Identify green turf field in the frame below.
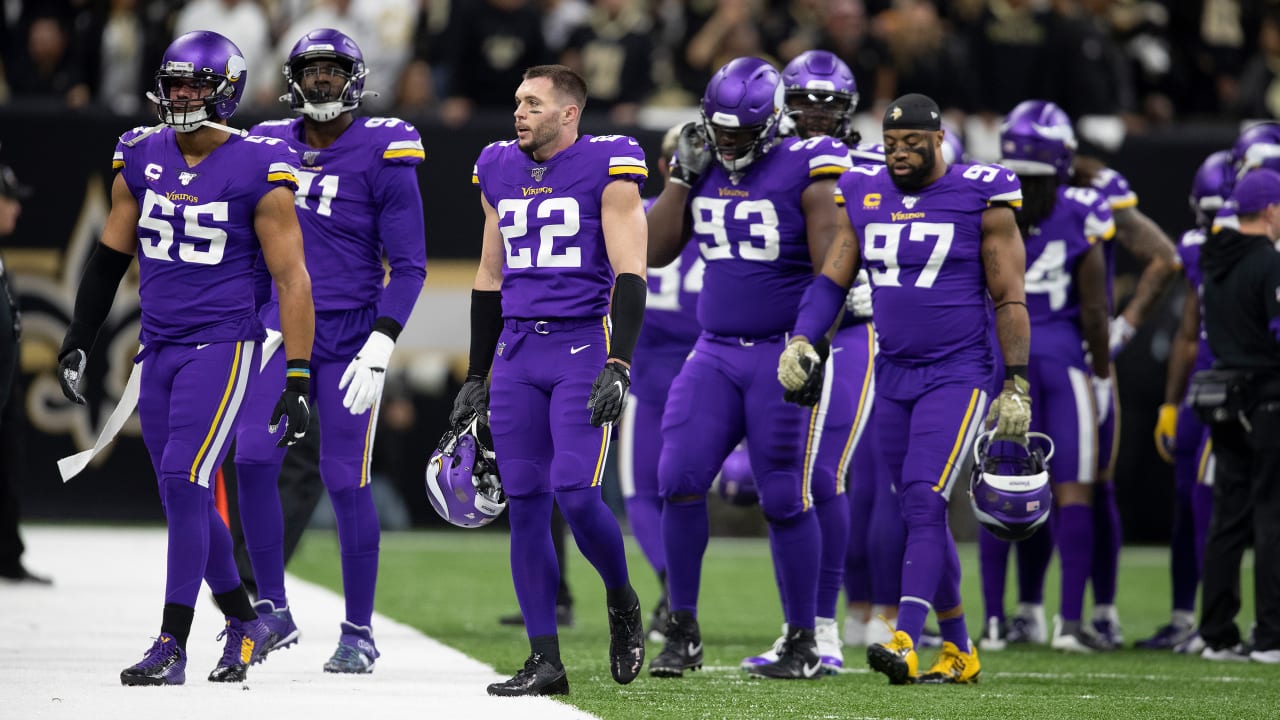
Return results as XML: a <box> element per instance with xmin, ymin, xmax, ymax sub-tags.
<box><xmin>290</xmin><ymin>531</ymin><xmax>1276</xmax><ymax>719</ymax></box>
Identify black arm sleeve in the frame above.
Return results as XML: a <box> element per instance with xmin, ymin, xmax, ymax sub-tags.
<box><xmin>372</xmin><ymin>316</ymin><xmax>404</xmax><ymax>341</ymax></box>
<box><xmin>59</xmin><ymin>242</ymin><xmax>133</xmax><ymax>358</ymax></box>
<box><xmin>467</xmin><ymin>289</ymin><xmax>503</xmax><ymax>379</ymax></box>
<box><xmin>608</xmin><ymin>273</ymin><xmax>647</xmax><ymax>364</ymax></box>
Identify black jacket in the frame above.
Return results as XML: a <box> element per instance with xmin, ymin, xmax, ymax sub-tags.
<box><xmin>1200</xmin><ymin>227</ymin><xmax>1280</xmax><ymax>371</ymax></box>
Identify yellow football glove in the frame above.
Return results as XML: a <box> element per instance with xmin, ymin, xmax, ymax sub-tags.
<box><xmin>1154</xmin><ymin>403</ymin><xmax>1178</xmax><ymax>464</ymax></box>
<box><xmin>778</xmin><ymin>338</ymin><xmax>820</xmax><ymax>392</ymax></box>
<box><xmin>986</xmin><ymin>375</ymin><xmax>1032</xmax><ymax>443</ymax></box>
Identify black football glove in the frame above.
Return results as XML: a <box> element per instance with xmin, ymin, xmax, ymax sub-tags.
<box><xmin>670</xmin><ymin>121</ymin><xmax>712</xmax><ymax>187</ymax></box>
<box><xmin>57</xmin><ymin>348</ymin><xmax>88</xmax><ymax>405</ymax></box>
<box><xmin>587</xmin><ymin>362</ymin><xmax>630</xmax><ymax>427</ymax></box>
<box><xmin>782</xmin><ymin>338</ymin><xmax>830</xmax><ymax>408</ymax></box>
<box><xmin>450</xmin><ymin>377</ymin><xmax>490</xmax><ymax>428</ymax></box>
<box><xmin>269</xmin><ymin>369</ymin><xmax>311</xmax><ymax>448</ymax></box>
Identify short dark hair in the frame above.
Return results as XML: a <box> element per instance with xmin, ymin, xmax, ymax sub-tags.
<box><xmin>523</xmin><ymin>64</ymin><xmax>588</xmax><ymax>110</ymax></box>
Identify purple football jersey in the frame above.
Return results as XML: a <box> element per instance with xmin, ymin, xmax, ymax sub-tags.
<box><xmin>251</xmin><ymin>116</ymin><xmax>427</xmax><ymax>325</ymax></box>
<box><xmin>114</xmin><ymin>126</ymin><xmax>299</xmax><ymax>344</ymax></box>
<box><xmin>835</xmin><ymin>162</ymin><xmax>1022</xmax><ymax>366</ymax></box>
<box><xmin>1178</xmin><ymin>228</ymin><xmax>1215</xmax><ymax>372</ymax></box>
<box><xmin>473</xmin><ymin>135</ymin><xmax>647</xmax><ymax>319</ymax></box>
<box><xmin>686</xmin><ymin>135</ymin><xmax>851</xmax><ymax>337</ymax></box>
<box><xmin>632</xmin><ymin>238</ymin><xmax>703</xmax><ymax>399</ymax></box>
<box><xmin>1024</xmin><ymin>185</ymin><xmax>1115</xmax><ymax>360</ymax></box>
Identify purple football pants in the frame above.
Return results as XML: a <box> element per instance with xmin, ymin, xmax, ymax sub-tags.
<box><xmin>660</xmin><ymin>333</ymin><xmax>820</xmax><ymax>631</ymax></box>
<box><xmin>1171</xmin><ymin>405</ymin><xmax>1215</xmax><ymax>612</ymax></box>
<box><xmin>489</xmin><ymin>317</ymin><xmax>632</xmax><ymax>640</ymax></box>
<box><xmin>137</xmin><ymin>340</ymin><xmax>259</xmax><ymax>609</ymax></box>
<box><xmin>234</xmin><ymin>308</ymin><xmax>382</xmax><ymax>627</ymax></box>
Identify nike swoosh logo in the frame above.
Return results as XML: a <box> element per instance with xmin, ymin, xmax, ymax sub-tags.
<box><xmin>802</xmin><ymin>661</ymin><xmax>821</xmax><ymax>677</ymax></box>
<box><xmin>196</xmin><ymin>343</ymin><xmax>210</xmax><ymax>350</ymax></box>
<box><xmin>611</xmin><ymin>380</ymin><xmax>624</xmax><ymax>399</ymax></box>
<box><xmin>687</xmin><ymin>642</ymin><xmax>702</xmax><ymax>656</ymax></box>
<box><xmin>570</xmin><ymin>344</ymin><xmax>591</xmax><ymax>354</ymax></box>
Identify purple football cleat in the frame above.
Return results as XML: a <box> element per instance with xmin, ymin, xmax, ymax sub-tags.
<box><xmin>253</xmin><ymin>599</ymin><xmax>300</xmax><ymax>661</ymax></box>
<box><xmin>324</xmin><ymin>621</ymin><xmax>379</xmax><ymax>673</ymax></box>
<box><xmin>208</xmin><ymin>617</ymin><xmax>271</xmax><ymax>682</ymax></box>
<box><xmin>120</xmin><ymin>633</ymin><xmax>187</xmax><ymax>686</ymax></box>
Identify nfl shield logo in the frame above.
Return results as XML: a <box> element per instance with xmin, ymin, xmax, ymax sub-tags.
<box><xmin>530</xmin><ymin>166</ymin><xmax>547</xmax><ymax>182</ymax></box>
<box><xmin>1027</xmin><ymin>500</ymin><xmax>1041</xmax><ymax>512</ymax></box>
<box><xmin>303</xmin><ymin>151</ymin><xmax>320</xmax><ymax>166</ymax></box>
<box><xmin>902</xmin><ymin>195</ymin><xmax>919</xmax><ymax>209</ymax></box>
<box><xmin>496</xmin><ymin>341</ymin><xmax>506</xmax><ymax>356</ymax></box>
<box><xmin>178</xmin><ymin>171</ymin><xmax>197</xmax><ymax>186</ymax></box>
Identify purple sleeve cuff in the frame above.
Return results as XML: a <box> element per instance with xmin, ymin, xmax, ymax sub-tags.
<box><xmin>792</xmin><ymin>274</ymin><xmax>847</xmax><ymax>342</ymax></box>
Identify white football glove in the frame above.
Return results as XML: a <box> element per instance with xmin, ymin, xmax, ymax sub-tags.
<box><xmin>1092</xmin><ymin>375</ymin><xmax>1113</xmax><ymax>424</ymax></box>
<box><xmin>846</xmin><ymin>270</ymin><xmax>872</xmax><ymax>318</ymax></box>
<box><xmin>338</xmin><ymin>331</ymin><xmax>395</xmax><ymax>415</ymax></box>
<box><xmin>1109</xmin><ymin>316</ymin><xmax>1135</xmax><ymax>358</ymax></box>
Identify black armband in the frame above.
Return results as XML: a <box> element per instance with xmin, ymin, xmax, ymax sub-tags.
<box><xmin>60</xmin><ymin>243</ymin><xmax>133</xmax><ymax>358</ymax></box>
<box><xmin>1005</xmin><ymin>364</ymin><xmax>1028</xmax><ymax>382</ymax></box>
<box><xmin>467</xmin><ymin>289</ymin><xmax>504</xmax><ymax>379</ymax></box>
<box><xmin>608</xmin><ymin>273</ymin><xmax>647</xmax><ymax>364</ymax></box>
<box><xmin>372</xmin><ymin>316</ymin><xmax>404</xmax><ymax>341</ymax></box>
<box><xmin>285</xmin><ymin>359</ymin><xmax>311</xmax><ymax>395</ymax></box>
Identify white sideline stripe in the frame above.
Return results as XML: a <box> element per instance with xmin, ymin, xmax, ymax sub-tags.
<box><xmin>2</xmin><ymin>527</ymin><xmax>597</xmax><ymax>720</ymax></box>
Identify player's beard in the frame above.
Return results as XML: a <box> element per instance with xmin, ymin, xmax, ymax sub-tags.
<box><xmin>889</xmin><ymin>145</ymin><xmax>936</xmax><ymax>193</ymax></box>
<box><xmin>519</xmin><ymin>119</ymin><xmax>559</xmax><ymax>157</ymax></box>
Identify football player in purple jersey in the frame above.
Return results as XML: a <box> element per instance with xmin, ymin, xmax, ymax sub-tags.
<box><xmin>619</xmin><ymin>124</ymin><xmax>703</xmax><ymax>641</ymax></box>
<box><xmin>981</xmin><ymin>101</ymin><xmax>1115</xmax><ymax>654</ymax></box>
<box><xmin>782</xmin><ymin>93</ymin><xmax>1029</xmax><ymax>684</ymax></box>
<box><xmin>644</xmin><ymin>56</ymin><xmax>851</xmax><ymax>681</ymax></box>
<box><xmin>57</xmin><ymin>31</ymin><xmax>314</xmax><ymax>686</ymax></box>
<box><xmin>1070</xmin><ymin>144</ymin><xmax>1179</xmax><ymax>645</ymax></box>
<box><xmin>1139</xmin><ymin>150</ymin><xmax>1232</xmax><ymax>651</ymax></box>
<box><xmin>740</xmin><ymin>49</ymin><xmax>870</xmax><ymax>674</ymax></box>
<box><xmin>456</xmin><ymin>64</ymin><xmax>648</xmax><ymax>696</ymax></box>
<box><xmin>230</xmin><ymin>28</ymin><xmax>428</xmax><ymax>674</ymax></box>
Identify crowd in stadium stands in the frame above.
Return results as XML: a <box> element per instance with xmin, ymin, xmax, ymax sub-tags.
<box><xmin>2</xmin><ymin>0</ymin><xmax>1280</xmax><ymax>128</ymax></box>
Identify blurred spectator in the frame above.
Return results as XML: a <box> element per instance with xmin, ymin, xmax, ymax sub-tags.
<box><xmin>438</xmin><ymin>0</ymin><xmax>551</xmax><ymax>127</ymax></box>
<box><xmin>98</xmin><ymin>0</ymin><xmax>147</xmax><ymax>115</ymax></box>
<box><xmin>543</xmin><ymin>0</ymin><xmax>592</xmax><ymax>54</ymax></box>
<box><xmin>1235</xmin><ymin>8</ymin><xmax>1280</xmax><ymax>119</ymax></box>
<box><xmin>0</xmin><ymin>160</ymin><xmax>49</xmax><ymax>585</ymax></box>
<box><xmin>681</xmin><ymin>0</ymin><xmax>773</xmax><ymax>96</ymax></box>
<box><xmin>1167</xmin><ymin>0</ymin><xmax>1259</xmax><ymax>116</ymax></box>
<box><xmin>966</xmin><ymin>0</ymin><xmax>1053</xmax><ymax>116</ymax></box>
<box><xmin>758</xmin><ymin>0</ymin><xmax>825</xmax><ymax>63</ymax></box>
<box><xmin>6</xmin><ymin>12</ymin><xmax>91</xmax><ymax>108</ymax></box>
<box><xmin>561</xmin><ymin>0</ymin><xmax>656</xmax><ymax>126</ymax></box>
<box><xmin>1108</xmin><ymin>0</ymin><xmax>1177</xmax><ymax>125</ymax></box>
<box><xmin>172</xmin><ymin>0</ymin><xmax>273</xmax><ymax>108</ymax></box>
<box><xmin>1047</xmin><ymin>0</ymin><xmax>1138</xmax><ymax>123</ymax></box>
<box><xmin>353</xmin><ymin>0</ymin><xmax>418</xmax><ymax>112</ymax></box>
<box><xmin>882</xmin><ymin>0</ymin><xmax>977</xmax><ymax>114</ymax></box>
<box><xmin>814</xmin><ymin>0</ymin><xmax>893</xmax><ymax>111</ymax></box>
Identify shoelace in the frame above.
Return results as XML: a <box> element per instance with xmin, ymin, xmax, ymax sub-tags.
<box><xmin>215</xmin><ymin>624</ymin><xmax>248</xmax><ymax>666</ymax></box>
<box><xmin>876</xmin><ymin>616</ymin><xmax>910</xmax><ymax>652</ymax></box>
<box><xmin>135</xmin><ymin>636</ymin><xmax>177</xmax><ymax>670</ymax></box>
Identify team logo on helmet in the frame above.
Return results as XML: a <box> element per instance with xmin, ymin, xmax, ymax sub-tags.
<box><xmin>225</xmin><ymin>55</ymin><xmax>246</xmax><ymax>82</ymax></box>
<box><xmin>890</xmin><ymin>107</ymin><xmax>902</xmax><ymax>121</ymax></box>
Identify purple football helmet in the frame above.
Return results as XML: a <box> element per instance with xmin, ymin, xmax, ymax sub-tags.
<box><xmin>425</xmin><ymin>418</ymin><xmax>507</xmax><ymax>529</ymax></box>
<box><xmin>849</xmin><ymin>141</ymin><xmax>885</xmax><ymax>165</ymax></box>
<box><xmin>998</xmin><ymin>99</ymin><xmax>1077</xmax><ymax>182</ymax></box>
<box><xmin>701</xmin><ymin>57</ymin><xmax>785</xmax><ymax>174</ymax></box>
<box><xmin>1231</xmin><ymin>122</ymin><xmax>1280</xmax><ymax>179</ymax></box>
<box><xmin>781</xmin><ymin>50</ymin><xmax>858</xmax><ymax>141</ymax></box>
<box><xmin>968</xmin><ymin>431</ymin><xmax>1055</xmax><ymax>542</ymax></box>
<box><xmin>716</xmin><ymin>445</ymin><xmax>758</xmax><ymax>507</ymax></box>
<box><xmin>283</xmin><ymin>28</ymin><xmax>369</xmax><ymax>122</ymax></box>
<box><xmin>149</xmin><ymin>31</ymin><xmax>247</xmax><ymax>132</ymax></box>
<box><xmin>1190</xmin><ymin>150</ymin><xmax>1234</xmax><ymax>227</ymax></box>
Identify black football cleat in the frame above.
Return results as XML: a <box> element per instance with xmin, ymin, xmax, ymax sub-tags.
<box><xmin>608</xmin><ymin>598</ymin><xmax>645</xmax><ymax>684</ymax></box>
<box><xmin>649</xmin><ymin>610</ymin><xmax>703</xmax><ymax>678</ymax></box>
<box><xmin>748</xmin><ymin>627</ymin><xmax>823</xmax><ymax>680</ymax></box>
<box><xmin>486</xmin><ymin>653</ymin><xmax>569</xmax><ymax>696</ymax></box>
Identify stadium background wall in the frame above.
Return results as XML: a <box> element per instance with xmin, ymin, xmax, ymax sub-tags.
<box><xmin>0</xmin><ymin>108</ymin><xmax>1237</xmax><ymax>542</ymax></box>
